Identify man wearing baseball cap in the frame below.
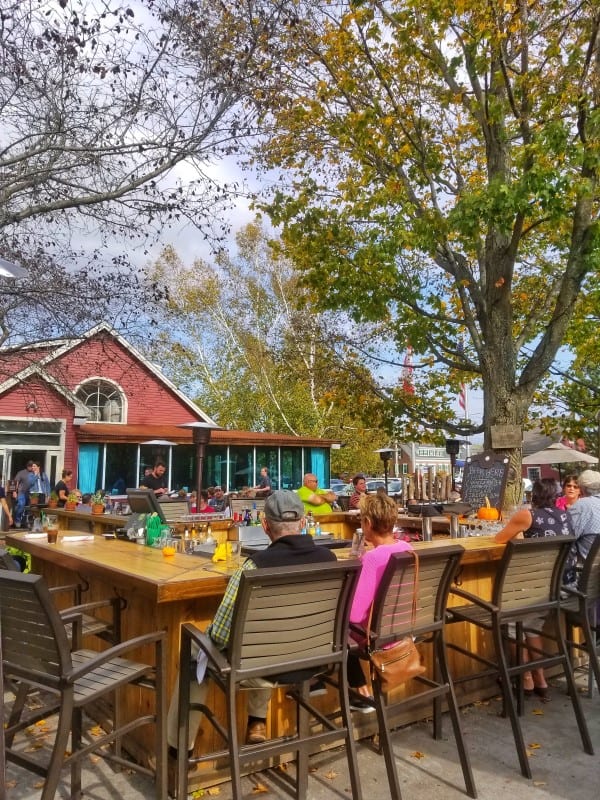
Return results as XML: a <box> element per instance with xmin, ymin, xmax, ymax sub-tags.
<box><xmin>165</xmin><ymin>490</ymin><xmax>336</xmax><ymax>780</ymax></box>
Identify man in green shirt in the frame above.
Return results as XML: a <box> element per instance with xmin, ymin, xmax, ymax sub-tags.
<box><xmin>296</xmin><ymin>473</ymin><xmax>337</xmax><ymax>515</ymax></box>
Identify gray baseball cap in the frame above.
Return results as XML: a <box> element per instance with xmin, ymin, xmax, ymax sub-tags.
<box><xmin>264</xmin><ymin>490</ymin><xmax>304</xmax><ymax>521</ymax></box>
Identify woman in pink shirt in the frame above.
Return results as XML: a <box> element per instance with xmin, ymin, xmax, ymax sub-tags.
<box><xmin>347</xmin><ymin>493</ymin><xmax>413</xmax><ymax>711</ymax></box>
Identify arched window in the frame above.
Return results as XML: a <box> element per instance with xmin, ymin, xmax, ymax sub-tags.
<box><xmin>76</xmin><ymin>380</ymin><xmax>125</xmax><ymax>423</ymax></box>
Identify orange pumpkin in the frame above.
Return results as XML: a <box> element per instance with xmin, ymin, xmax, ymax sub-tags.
<box><xmin>477</xmin><ymin>505</ymin><xmax>500</xmax><ymax>521</ymax></box>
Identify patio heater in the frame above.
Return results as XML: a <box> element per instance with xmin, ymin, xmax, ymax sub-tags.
<box><xmin>375</xmin><ymin>448</ymin><xmax>393</xmax><ymax>494</ymax></box>
<box><xmin>445</xmin><ymin>438</ymin><xmax>461</xmax><ymax>492</ymax></box>
<box><xmin>177</xmin><ymin>422</ymin><xmax>220</xmax><ymax>501</ymax></box>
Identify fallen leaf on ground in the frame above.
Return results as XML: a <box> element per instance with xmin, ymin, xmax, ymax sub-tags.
<box><xmin>324</xmin><ymin>770</ymin><xmax>338</xmax><ymax>780</ymax></box>
<box><xmin>89</xmin><ymin>725</ymin><xmax>104</xmax><ymax>737</ymax></box>
<box><xmin>34</xmin><ymin>781</ymin><xmax>45</xmax><ymax>789</ymax></box>
<box><xmin>251</xmin><ymin>783</ymin><xmax>269</xmax><ymax>794</ymax></box>
<box><xmin>205</xmin><ymin>789</ymin><xmax>221</xmax><ymax>796</ymax></box>
<box><xmin>532</xmin><ymin>709</ymin><xmax>544</xmax><ymax>715</ymax></box>
<box><xmin>533</xmin><ymin>781</ymin><xmax>547</xmax><ymax>787</ymax></box>
<box><xmin>528</xmin><ymin>742</ymin><xmax>541</xmax><ymax>749</ymax></box>
<box><xmin>410</xmin><ymin>751</ymin><xmax>425</xmax><ymax>759</ymax></box>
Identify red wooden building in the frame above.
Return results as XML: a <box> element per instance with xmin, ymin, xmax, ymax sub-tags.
<box><xmin>0</xmin><ymin>324</ymin><xmax>335</xmax><ymax>494</ymax></box>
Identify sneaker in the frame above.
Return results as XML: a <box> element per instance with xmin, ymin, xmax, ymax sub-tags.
<box><xmin>309</xmin><ymin>679</ymin><xmax>328</xmax><ymax>697</ymax></box>
<box><xmin>246</xmin><ymin>720</ymin><xmax>267</xmax><ymax>744</ymax></box>
<box><xmin>350</xmin><ymin>696</ymin><xmax>375</xmax><ymax>714</ymax></box>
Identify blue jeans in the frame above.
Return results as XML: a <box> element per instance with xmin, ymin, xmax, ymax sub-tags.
<box><xmin>14</xmin><ymin>492</ymin><xmax>27</xmax><ymax>526</ymax></box>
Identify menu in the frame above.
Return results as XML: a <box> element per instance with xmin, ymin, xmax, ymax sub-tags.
<box><xmin>461</xmin><ymin>451</ymin><xmax>510</xmax><ymax>511</ymax></box>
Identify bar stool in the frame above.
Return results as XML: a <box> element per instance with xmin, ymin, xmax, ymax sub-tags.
<box><xmin>176</xmin><ymin>560</ymin><xmax>362</xmax><ymax>800</ymax></box>
<box><xmin>344</xmin><ymin>544</ymin><xmax>476</xmax><ymax>800</ymax></box>
<box><xmin>446</xmin><ymin>537</ymin><xmax>594</xmax><ymax>779</ymax></box>
<box><xmin>562</xmin><ymin>535</ymin><xmax>600</xmax><ymax>697</ymax></box>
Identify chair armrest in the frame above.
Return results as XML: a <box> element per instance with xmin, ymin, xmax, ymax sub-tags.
<box><xmin>50</xmin><ymin>582</ymin><xmax>83</xmax><ymax>604</ymax></box>
<box><xmin>68</xmin><ymin>630</ymin><xmax>166</xmax><ymax>682</ymax></box>
<box><xmin>60</xmin><ymin>598</ymin><xmax>120</xmax><ymax>617</ymax></box>
<box><xmin>182</xmin><ymin>622</ymin><xmax>229</xmax><ymax>673</ymax></box>
<box><xmin>560</xmin><ymin>585</ymin><xmax>585</xmax><ymax>599</ymax></box>
<box><xmin>449</xmin><ymin>587</ymin><xmax>498</xmax><ymax>612</ymax></box>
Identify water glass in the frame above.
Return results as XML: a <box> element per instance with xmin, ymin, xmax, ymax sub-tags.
<box><xmin>226</xmin><ymin>540</ymin><xmax>241</xmax><ymax>569</ymax></box>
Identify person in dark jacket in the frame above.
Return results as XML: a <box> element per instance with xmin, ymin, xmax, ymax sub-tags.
<box><xmin>166</xmin><ymin>490</ymin><xmax>336</xmax><ymax>757</ymax></box>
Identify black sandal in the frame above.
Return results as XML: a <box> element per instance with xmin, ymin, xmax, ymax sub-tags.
<box><xmin>533</xmin><ymin>685</ymin><xmax>551</xmax><ymax>702</ymax></box>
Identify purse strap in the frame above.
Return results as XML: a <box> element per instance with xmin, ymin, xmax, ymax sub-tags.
<box><xmin>366</xmin><ymin>548</ymin><xmax>420</xmax><ymax>652</ymax></box>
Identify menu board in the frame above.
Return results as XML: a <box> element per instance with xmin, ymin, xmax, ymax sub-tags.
<box><xmin>461</xmin><ymin>451</ymin><xmax>510</xmax><ymax>511</ymax></box>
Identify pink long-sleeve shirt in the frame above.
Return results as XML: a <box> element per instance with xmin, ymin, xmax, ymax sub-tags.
<box><xmin>350</xmin><ymin>540</ymin><xmax>413</xmax><ymax>627</ymax></box>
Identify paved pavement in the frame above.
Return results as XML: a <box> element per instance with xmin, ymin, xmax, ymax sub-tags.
<box><xmin>4</xmin><ymin>669</ymin><xmax>600</xmax><ymax>799</ymax></box>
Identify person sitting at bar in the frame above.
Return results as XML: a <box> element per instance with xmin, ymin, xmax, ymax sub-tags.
<box><xmin>556</xmin><ymin>474</ymin><xmax>580</xmax><ymax>511</ymax></box>
<box><xmin>567</xmin><ymin>469</ymin><xmax>600</xmax><ymax>569</ymax></box>
<box><xmin>208</xmin><ymin>485</ymin><xmax>228</xmax><ymax>512</ymax></box>
<box><xmin>494</xmin><ymin>478</ymin><xmax>575</xmax><ymax>700</ymax></box>
<box><xmin>349</xmin><ymin>474</ymin><xmax>367</xmax><ymax>509</ymax></box>
<box><xmin>347</xmin><ymin>492</ymin><xmax>413</xmax><ymax>710</ymax></box>
<box><xmin>296</xmin><ymin>473</ymin><xmax>336</xmax><ymax>515</ymax></box>
<box><xmin>165</xmin><ymin>490</ymin><xmax>336</xmax><ymax>774</ymax></box>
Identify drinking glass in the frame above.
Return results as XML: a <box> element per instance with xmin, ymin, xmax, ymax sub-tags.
<box><xmin>226</xmin><ymin>541</ymin><xmax>241</xmax><ymax>570</ymax></box>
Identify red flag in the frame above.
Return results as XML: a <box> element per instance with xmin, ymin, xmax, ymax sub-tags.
<box><xmin>402</xmin><ymin>346</ymin><xmax>414</xmax><ymax>395</ymax></box>
<box><xmin>458</xmin><ymin>383</ymin><xmax>467</xmax><ymax>412</ymax></box>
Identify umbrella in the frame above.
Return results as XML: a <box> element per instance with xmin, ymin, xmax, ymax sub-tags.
<box><xmin>522</xmin><ymin>442</ymin><xmax>598</xmax><ymax>465</ymax></box>
<box><xmin>142</xmin><ymin>439</ymin><xmax>177</xmax><ymax>446</ymax></box>
<box><xmin>0</xmin><ymin>257</ymin><xmax>27</xmax><ymax>278</ymax></box>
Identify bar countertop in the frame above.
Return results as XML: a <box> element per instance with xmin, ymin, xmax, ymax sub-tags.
<box><xmin>5</xmin><ymin>532</ymin><xmax>229</xmax><ymax>603</ymax></box>
<box><xmin>7</xmin><ymin>531</ymin><xmax>504</xmax><ymax>599</ymax></box>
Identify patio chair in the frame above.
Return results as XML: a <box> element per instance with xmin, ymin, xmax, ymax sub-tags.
<box><xmin>447</xmin><ymin>537</ymin><xmax>594</xmax><ymax>779</ymax></box>
<box><xmin>344</xmin><ymin>544</ymin><xmax>476</xmax><ymax>800</ymax></box>
<box><xmin>0</xmin><ymin>570</ymin><xmax>167</xmax><ymax>800</ymax></box>
<box><xmin>176</xmin><ymin>560</ymin><xmax>362</xmax><ymax>800</ymax></box>
<box><xmin>0</xmin><ymin>548</ymin><xmax>122</xmax><ymax>646</ymax></box>
<box><xmin>561</xmin><ymin>535</ymin><xmax>600</xmax><ymax>697</ymax></box>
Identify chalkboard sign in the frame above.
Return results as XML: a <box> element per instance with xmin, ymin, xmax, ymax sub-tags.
<box><xmin>461</xmin><ymin>451</ymin><xmax>510</xmax><ymax>511</ymax></box>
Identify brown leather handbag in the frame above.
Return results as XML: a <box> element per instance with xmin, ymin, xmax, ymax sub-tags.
<box><xmin>367</xmin><ymin>551</ymin><xmax>426</xmax><ymax>692</ymax></box>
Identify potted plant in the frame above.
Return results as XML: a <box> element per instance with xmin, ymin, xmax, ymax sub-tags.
<box><xmin>47</xmin><ymin>491</ymin><xmax>59</xmax><ymax>509</ymax></box>
<box><xmin>91</xmin><ymin>491</ymin><xmax>106</xmax><ymax>515</ymax></box>
<box><xmin>65</xmin><ymin>491</ymin><xmax>79</xmax><ymax>511</ymax></box>
<box><xmin>29</xmin><ymin>492</ymin><xmax>42</xmax><ymax>506</ymax></box>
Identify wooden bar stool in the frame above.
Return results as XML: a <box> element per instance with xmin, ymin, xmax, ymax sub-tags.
<box><xmin>562</xmin><ymin>536</ymin><xmax>600</xmax><ymax>697</ymax></box>
<box><xmin>446</xmin><ymin>537</ymin><xmax>594</xmax><ymax>779</ymax></box>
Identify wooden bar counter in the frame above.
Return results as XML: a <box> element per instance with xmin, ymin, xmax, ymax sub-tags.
<box><xmin>7</xmin><ymin>530</ymin><xmax>504</xmax><ymax>788</ymax></box>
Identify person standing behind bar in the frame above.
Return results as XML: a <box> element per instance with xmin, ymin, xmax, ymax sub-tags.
<box><xmin>54</xmin><ymin>469</ymin><xmax>74</xmax><ymax>507</ymax></box>
<box><xmin>252</xmin><ymin>466</ymin><xmax>272</xmax><ymax>495</ymax></box>
<box><xmin>141</xmin><ymin>460</ymin><xmax>169</xmax><ymax>496</ymax></box>
<box><xmin>296</xmin><ymin>473</ymin><xmax>336</xmax><ymax>515</ymax></box>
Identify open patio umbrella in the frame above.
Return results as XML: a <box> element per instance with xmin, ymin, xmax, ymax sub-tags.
<box><xmin>0</xmin><ymin>257</ymin><xmax>27</xmax><ymax>278</ymax></box>
<box><xmin>522</xmin><ymin>442</ymin><xmax>598</xmax><ymax>465</ymax></box>
<box><xmin>142</xmin><ymin>439</ymin><xmax>177</xmax><ymax>446</ymax></box>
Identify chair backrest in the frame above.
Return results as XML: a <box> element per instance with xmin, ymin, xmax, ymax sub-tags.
<box><xmin>578</xmin><ymin>535</ymin><xmax>600</xmax><ymax>602</ymax></box>
<box><xmin>0</xmin><ymin>548</ymin><xmax>20</xmax><ymax>571</ymax></box>
<box><xmin>158</xmin><ymin>498</ymin><xmax>190</xmax><ymax>521</ymax></box>
<box><xmin>0</xmin><ymin>571</ymin><xmax>73</xmax><ymax>684</ymax></box>
<box><xmin>369</xmin><ymin>545</ymin><xmax>464</xmax><ymax>648</ymax></box>
<box><xmin>227</xmin><ymin>560</ymin><xmax>361</xmax><ymax>682</ymax></box>
<box><xmin>493</xmin><ymin>537</ymin><xmax>575</xmax><ymax>613</ymax></box>
<box><xmin>337</xmin><ymin>495</ymin><xmax>351</xmax><ymax>511</ymax></box>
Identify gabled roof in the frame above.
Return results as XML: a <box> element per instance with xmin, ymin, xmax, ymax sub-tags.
<box><xmin>0</xmin><ymin>322</ymin><xmax>215</xmax><ymax>424</ymax></box>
